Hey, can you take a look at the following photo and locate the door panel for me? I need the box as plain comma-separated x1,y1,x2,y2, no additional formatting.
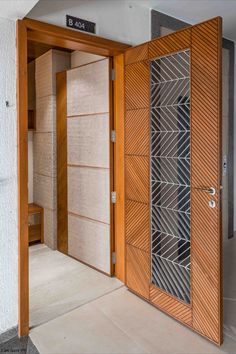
66,58,112,275
124,17,222,344
191,20,222,343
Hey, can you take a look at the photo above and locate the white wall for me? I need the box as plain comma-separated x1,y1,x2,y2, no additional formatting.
0,18,18,334
27,0,151,45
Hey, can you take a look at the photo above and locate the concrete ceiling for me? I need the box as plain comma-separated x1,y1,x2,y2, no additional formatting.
0,0,39,20
129,0,236,41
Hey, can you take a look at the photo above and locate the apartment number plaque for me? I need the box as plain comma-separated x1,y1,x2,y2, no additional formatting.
66,15,96,34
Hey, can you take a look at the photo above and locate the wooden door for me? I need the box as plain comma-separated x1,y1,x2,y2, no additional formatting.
57,58,113,275
124,17,222,344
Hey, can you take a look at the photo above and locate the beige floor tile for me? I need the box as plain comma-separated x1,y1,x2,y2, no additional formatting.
92,287,230,354
29,245,122,328
30,303,146,354
29,239,236,354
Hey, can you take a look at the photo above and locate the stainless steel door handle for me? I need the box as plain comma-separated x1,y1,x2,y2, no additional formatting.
194,187,216,195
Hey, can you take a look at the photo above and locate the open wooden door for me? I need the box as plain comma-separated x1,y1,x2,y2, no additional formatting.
57,58,113,275
124,17,222,344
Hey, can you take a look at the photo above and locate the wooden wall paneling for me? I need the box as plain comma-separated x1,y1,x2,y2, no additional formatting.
114,54,125,282
191,17,222,344
56,71,68,254
17,20,29,337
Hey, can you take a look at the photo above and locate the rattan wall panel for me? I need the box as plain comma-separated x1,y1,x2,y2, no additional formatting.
126,200,149,252
191,17,222,344
125,109,149,156
126,244,150,299
150,285,192,326
149,29,191,60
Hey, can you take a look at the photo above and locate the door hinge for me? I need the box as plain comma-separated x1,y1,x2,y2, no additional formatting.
111,68,115,81
111,130,116,143
111,191,117,204
112,252,116,264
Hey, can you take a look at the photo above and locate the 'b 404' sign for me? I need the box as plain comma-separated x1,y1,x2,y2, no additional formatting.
66,15,96,34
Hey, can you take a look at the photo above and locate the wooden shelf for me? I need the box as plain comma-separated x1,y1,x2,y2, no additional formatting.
28,203,43,215
28,109,36,130
28,203,44,244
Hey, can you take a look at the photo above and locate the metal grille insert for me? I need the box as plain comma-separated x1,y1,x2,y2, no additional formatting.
150,50,191,304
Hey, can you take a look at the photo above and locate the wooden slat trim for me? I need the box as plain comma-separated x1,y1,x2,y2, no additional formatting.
150,285,192,326
57,71,68,254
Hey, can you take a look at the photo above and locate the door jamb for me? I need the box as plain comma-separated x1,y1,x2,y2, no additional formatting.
17,18,130,336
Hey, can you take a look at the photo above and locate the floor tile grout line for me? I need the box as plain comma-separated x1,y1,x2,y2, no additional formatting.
91,295,150,354
30,285,125,331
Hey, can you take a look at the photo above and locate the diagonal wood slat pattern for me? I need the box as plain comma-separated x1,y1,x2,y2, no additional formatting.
191,17,222,344
125,109,149,156
125,43,148,65
125,155,149,203
126,244,150,299
124,17,222,345
125,61,149,110
150,285,192,326
149,29,191,60
126,200,149,252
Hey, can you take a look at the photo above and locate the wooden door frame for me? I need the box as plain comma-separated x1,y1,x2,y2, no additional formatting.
17,18,129,337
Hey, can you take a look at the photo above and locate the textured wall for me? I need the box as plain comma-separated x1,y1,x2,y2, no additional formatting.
0,18,18,334
34,49,70,249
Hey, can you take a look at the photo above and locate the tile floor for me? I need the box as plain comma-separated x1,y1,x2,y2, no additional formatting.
29,244,123,327
29,241,236,354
